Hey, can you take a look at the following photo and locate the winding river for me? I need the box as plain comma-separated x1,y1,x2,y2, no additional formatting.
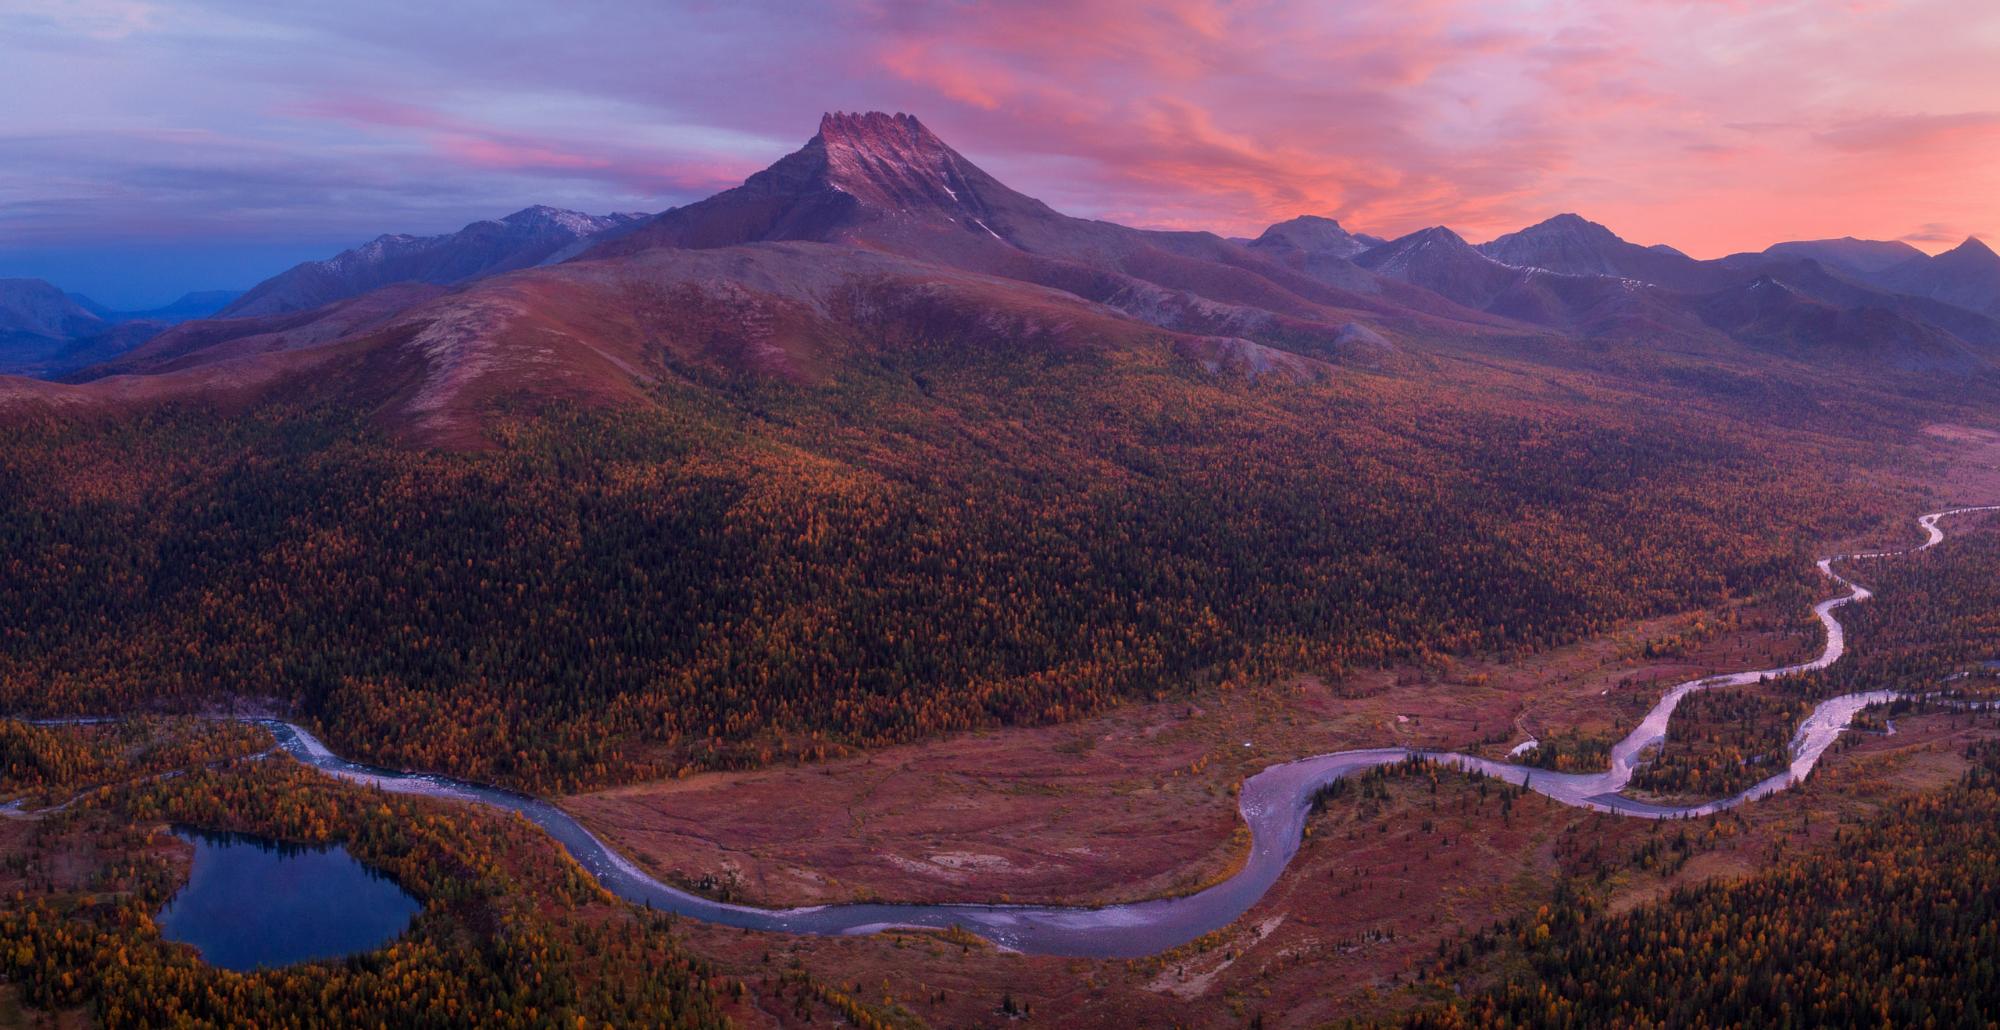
16,506,2000,958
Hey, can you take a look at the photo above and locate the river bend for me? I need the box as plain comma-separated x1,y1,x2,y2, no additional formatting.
19,506,2000,957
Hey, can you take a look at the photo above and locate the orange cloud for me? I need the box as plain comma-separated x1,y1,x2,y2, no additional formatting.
15,0,1999,264
833,0,2000,255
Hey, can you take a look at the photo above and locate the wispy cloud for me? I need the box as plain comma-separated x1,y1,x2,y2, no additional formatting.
1900,222,1980,244
1814,111,2000,153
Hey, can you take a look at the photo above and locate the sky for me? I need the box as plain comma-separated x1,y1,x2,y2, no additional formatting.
2,0,1997,308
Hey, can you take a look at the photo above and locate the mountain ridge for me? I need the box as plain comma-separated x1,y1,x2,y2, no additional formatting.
10,109,2000,425
1476,213,1734,291
1759,237,1926,278
221,205,647,319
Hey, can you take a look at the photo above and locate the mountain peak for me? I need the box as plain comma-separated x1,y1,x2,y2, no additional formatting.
804,111,979,212
0,277,106,340
1411,225,1471,247
1355,224,1475,258
1475,212,1726,290
598,110,1053,255
1520,213,1620,242
1946,235,1997,260
1354,226,1484,277
497,205,633,236
817,111,940,148
814,111,955,176
1250,215,1371,259
1872,233,2000,316
1264,214,1348,233
502,204,577,224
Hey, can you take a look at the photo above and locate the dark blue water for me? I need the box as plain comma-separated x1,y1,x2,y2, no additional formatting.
157,828,421,971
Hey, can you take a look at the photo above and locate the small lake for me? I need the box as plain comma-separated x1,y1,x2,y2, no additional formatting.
157,828,421,971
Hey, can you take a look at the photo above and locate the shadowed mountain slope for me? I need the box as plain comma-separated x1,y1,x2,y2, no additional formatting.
1879,237,2000,317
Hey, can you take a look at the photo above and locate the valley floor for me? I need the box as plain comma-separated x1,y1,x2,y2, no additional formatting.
561,598,1815,911
5,424,1999,1027
669,707,2000,1029
559,418,1998,919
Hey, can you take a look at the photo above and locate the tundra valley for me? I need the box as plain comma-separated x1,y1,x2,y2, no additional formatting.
6,4,2000,1027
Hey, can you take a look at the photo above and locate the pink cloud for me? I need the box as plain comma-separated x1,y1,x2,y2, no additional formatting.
284,94,755,196
826,0,2000,255
438,136,613,173
18,0,2000,263
283,96,449,130
1813,111,2000,153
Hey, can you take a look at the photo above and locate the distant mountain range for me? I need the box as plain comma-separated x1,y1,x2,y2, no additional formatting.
219,206,648,318
0,206,642,377
1331,213,2000,367
5,110,1998,400
0,280,241,378
1479,213,1737,292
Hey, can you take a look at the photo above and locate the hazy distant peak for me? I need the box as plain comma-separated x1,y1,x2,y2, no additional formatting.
0,277,104,337
1250,215,1372,259
1946,235,1997,259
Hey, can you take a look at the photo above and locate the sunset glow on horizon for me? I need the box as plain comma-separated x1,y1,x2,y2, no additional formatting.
3,0,1996,304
